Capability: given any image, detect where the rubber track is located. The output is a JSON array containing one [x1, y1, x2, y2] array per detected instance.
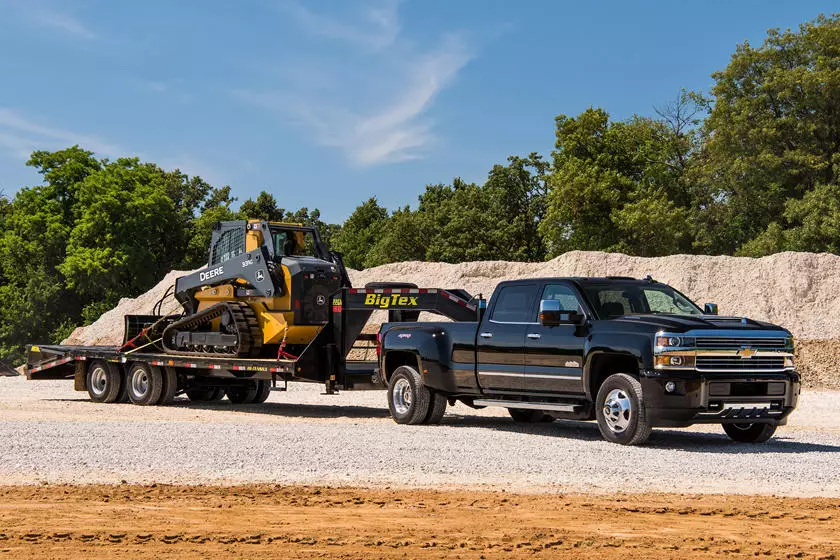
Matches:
[[162, 302, 263, 358]]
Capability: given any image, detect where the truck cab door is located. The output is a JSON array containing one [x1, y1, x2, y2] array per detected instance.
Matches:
[[476, 283, 539, 394], [524, 283, 587, 395]]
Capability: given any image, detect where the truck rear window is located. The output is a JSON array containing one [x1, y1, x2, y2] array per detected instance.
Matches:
[[490, 285, 539, 323]]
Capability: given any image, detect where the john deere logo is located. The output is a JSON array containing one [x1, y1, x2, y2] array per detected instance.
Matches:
[[737, 347, 757, 359]]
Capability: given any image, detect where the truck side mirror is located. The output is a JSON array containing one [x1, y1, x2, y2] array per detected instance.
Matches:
[[539, 300, 584, 326], [704, 303, 718, 315]]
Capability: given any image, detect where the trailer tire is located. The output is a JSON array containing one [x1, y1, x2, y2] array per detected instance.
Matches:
[[86, 360, 122, 403], [252, 380, 272, 403], [186, 387, 224, 402], [126, 363, 164, 406], [158, 367, 179, 405], [387, 365, 431, 425], [226, 382, 259, 404], [423, 392, 447, 425]]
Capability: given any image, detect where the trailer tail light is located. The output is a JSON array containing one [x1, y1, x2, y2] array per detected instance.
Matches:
[[376, 332, 382, 357]]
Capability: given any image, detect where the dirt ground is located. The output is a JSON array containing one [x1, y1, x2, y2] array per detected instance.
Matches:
[[1, 485, 838, 559]]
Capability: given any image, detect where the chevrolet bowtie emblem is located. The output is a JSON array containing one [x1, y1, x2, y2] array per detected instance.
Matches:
[[737, 347, 757, 359]]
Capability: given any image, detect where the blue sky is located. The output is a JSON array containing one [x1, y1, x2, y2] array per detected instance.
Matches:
[[0, 0, 836, 222]]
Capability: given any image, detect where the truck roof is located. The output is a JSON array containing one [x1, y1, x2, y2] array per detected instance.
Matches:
[[500, 276, 664, 286]]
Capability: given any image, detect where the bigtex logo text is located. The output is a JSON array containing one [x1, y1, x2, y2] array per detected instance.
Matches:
[[364, 293, 419, 309]]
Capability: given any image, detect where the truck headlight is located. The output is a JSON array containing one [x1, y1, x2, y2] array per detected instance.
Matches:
[[655, 336, 681, 348]]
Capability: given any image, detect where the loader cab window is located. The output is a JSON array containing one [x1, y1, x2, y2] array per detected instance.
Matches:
[[210, 228, 245, 265], [271, 229, 318, 259]]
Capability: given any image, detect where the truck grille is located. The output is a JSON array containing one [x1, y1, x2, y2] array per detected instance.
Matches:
[[695, 337, 788, 350], [696, 356, 786, 371]]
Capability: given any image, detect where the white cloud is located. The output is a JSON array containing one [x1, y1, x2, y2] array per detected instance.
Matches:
[[0, 1, 96, 40], [30, 7, 96, 40], [0, 108, 119, 159], [280, 0, 399, 51], [239, 1, 473, 166]]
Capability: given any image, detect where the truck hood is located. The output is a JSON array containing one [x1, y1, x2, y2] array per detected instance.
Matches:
[[606, 314, 790, 334]]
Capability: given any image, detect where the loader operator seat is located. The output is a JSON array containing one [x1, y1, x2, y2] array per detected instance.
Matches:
[[283, 236, 297, 256]]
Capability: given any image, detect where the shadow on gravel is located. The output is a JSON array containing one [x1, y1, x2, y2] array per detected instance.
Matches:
[[441, 415, 840, 453], [179, 400, 393, 419]]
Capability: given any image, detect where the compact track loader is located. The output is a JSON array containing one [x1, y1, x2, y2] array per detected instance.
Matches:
[[158, 220, 351, 359]]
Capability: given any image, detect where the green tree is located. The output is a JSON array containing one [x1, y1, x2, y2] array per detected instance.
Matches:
[[365, 206, 427, 267], [330, 197, 389, 269], [697, 14, 840, 254], [540, 107, 695, 257]]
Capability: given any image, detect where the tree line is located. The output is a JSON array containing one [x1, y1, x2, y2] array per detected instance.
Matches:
[[1, 14, 837, 364]]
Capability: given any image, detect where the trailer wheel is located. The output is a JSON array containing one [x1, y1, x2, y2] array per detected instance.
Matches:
[[387, 365, 431, 425], [157, 367, 179, 405], [86, 361, 123, 403], [186, 387, 224, 402], [126, 363, 164, 406], [226, 382, 259, 404], [252, 380, 272, 404]]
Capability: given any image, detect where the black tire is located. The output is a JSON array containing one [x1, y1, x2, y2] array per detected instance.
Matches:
[[226, 382, 259, 404], [423, 392, 447, 425], [722, 423, 777, 443], [508, 408, 554, 423], [86, 360, 123, 403], [158, 367, 179, 405], [595, 373, 652, 445], [387, 365, 431, 425], [126, 363, 164, 406], [186, 387, 224, 402], [252, 380, 272, 404]]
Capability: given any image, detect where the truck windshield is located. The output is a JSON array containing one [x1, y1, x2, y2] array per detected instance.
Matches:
[[583, 284, 703, 319]]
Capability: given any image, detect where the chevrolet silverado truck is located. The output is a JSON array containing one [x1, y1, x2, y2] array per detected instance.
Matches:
[[378, 277, 800, 445]]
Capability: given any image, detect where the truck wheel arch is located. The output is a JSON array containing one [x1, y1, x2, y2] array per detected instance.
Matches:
[[382, 351, 422, 384], [584, 351, 643, 401]]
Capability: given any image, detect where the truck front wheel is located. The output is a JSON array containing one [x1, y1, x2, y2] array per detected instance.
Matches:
[[722, 423, 777, 443], [388, 365, 432, 425], [595, 373, 651, 445]]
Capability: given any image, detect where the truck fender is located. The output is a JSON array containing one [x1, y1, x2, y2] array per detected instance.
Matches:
[[380, 327, 458, 394], [583, 345, 648, 401]]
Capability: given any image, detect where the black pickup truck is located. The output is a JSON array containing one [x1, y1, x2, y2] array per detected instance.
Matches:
[[378, 277, 799, 445]]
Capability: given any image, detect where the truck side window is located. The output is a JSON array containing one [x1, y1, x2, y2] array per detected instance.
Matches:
[[490, 285, 538, 323], [540, 284, 582, 315]]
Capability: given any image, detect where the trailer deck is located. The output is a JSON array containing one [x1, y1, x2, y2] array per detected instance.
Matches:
[[25, 286, 481, 398]]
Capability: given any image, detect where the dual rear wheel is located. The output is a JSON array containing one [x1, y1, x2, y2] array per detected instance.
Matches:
[[387, 365, 447, 425]]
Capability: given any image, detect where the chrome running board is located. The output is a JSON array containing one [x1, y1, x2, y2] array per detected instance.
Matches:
[[473, 399, 577, 412]]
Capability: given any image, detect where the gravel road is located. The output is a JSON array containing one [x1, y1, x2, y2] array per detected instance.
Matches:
[[1, 376, 839, 496]]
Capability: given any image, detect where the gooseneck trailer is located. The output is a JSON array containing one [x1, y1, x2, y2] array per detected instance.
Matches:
[[25, 286, 480, 404]]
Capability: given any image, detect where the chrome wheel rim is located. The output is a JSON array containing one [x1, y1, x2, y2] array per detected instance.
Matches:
[[603, 389, 632, 433], [131, 369, 149, 398], [392, 378, 412, 415], [89, 366, 108, 397]]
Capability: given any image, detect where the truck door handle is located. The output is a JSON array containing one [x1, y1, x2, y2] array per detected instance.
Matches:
[[480, 332, 493, 339], [527, 333, 541, 340]]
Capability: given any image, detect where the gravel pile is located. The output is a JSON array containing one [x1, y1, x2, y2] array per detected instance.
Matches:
[[1, 377, 839, 496]]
